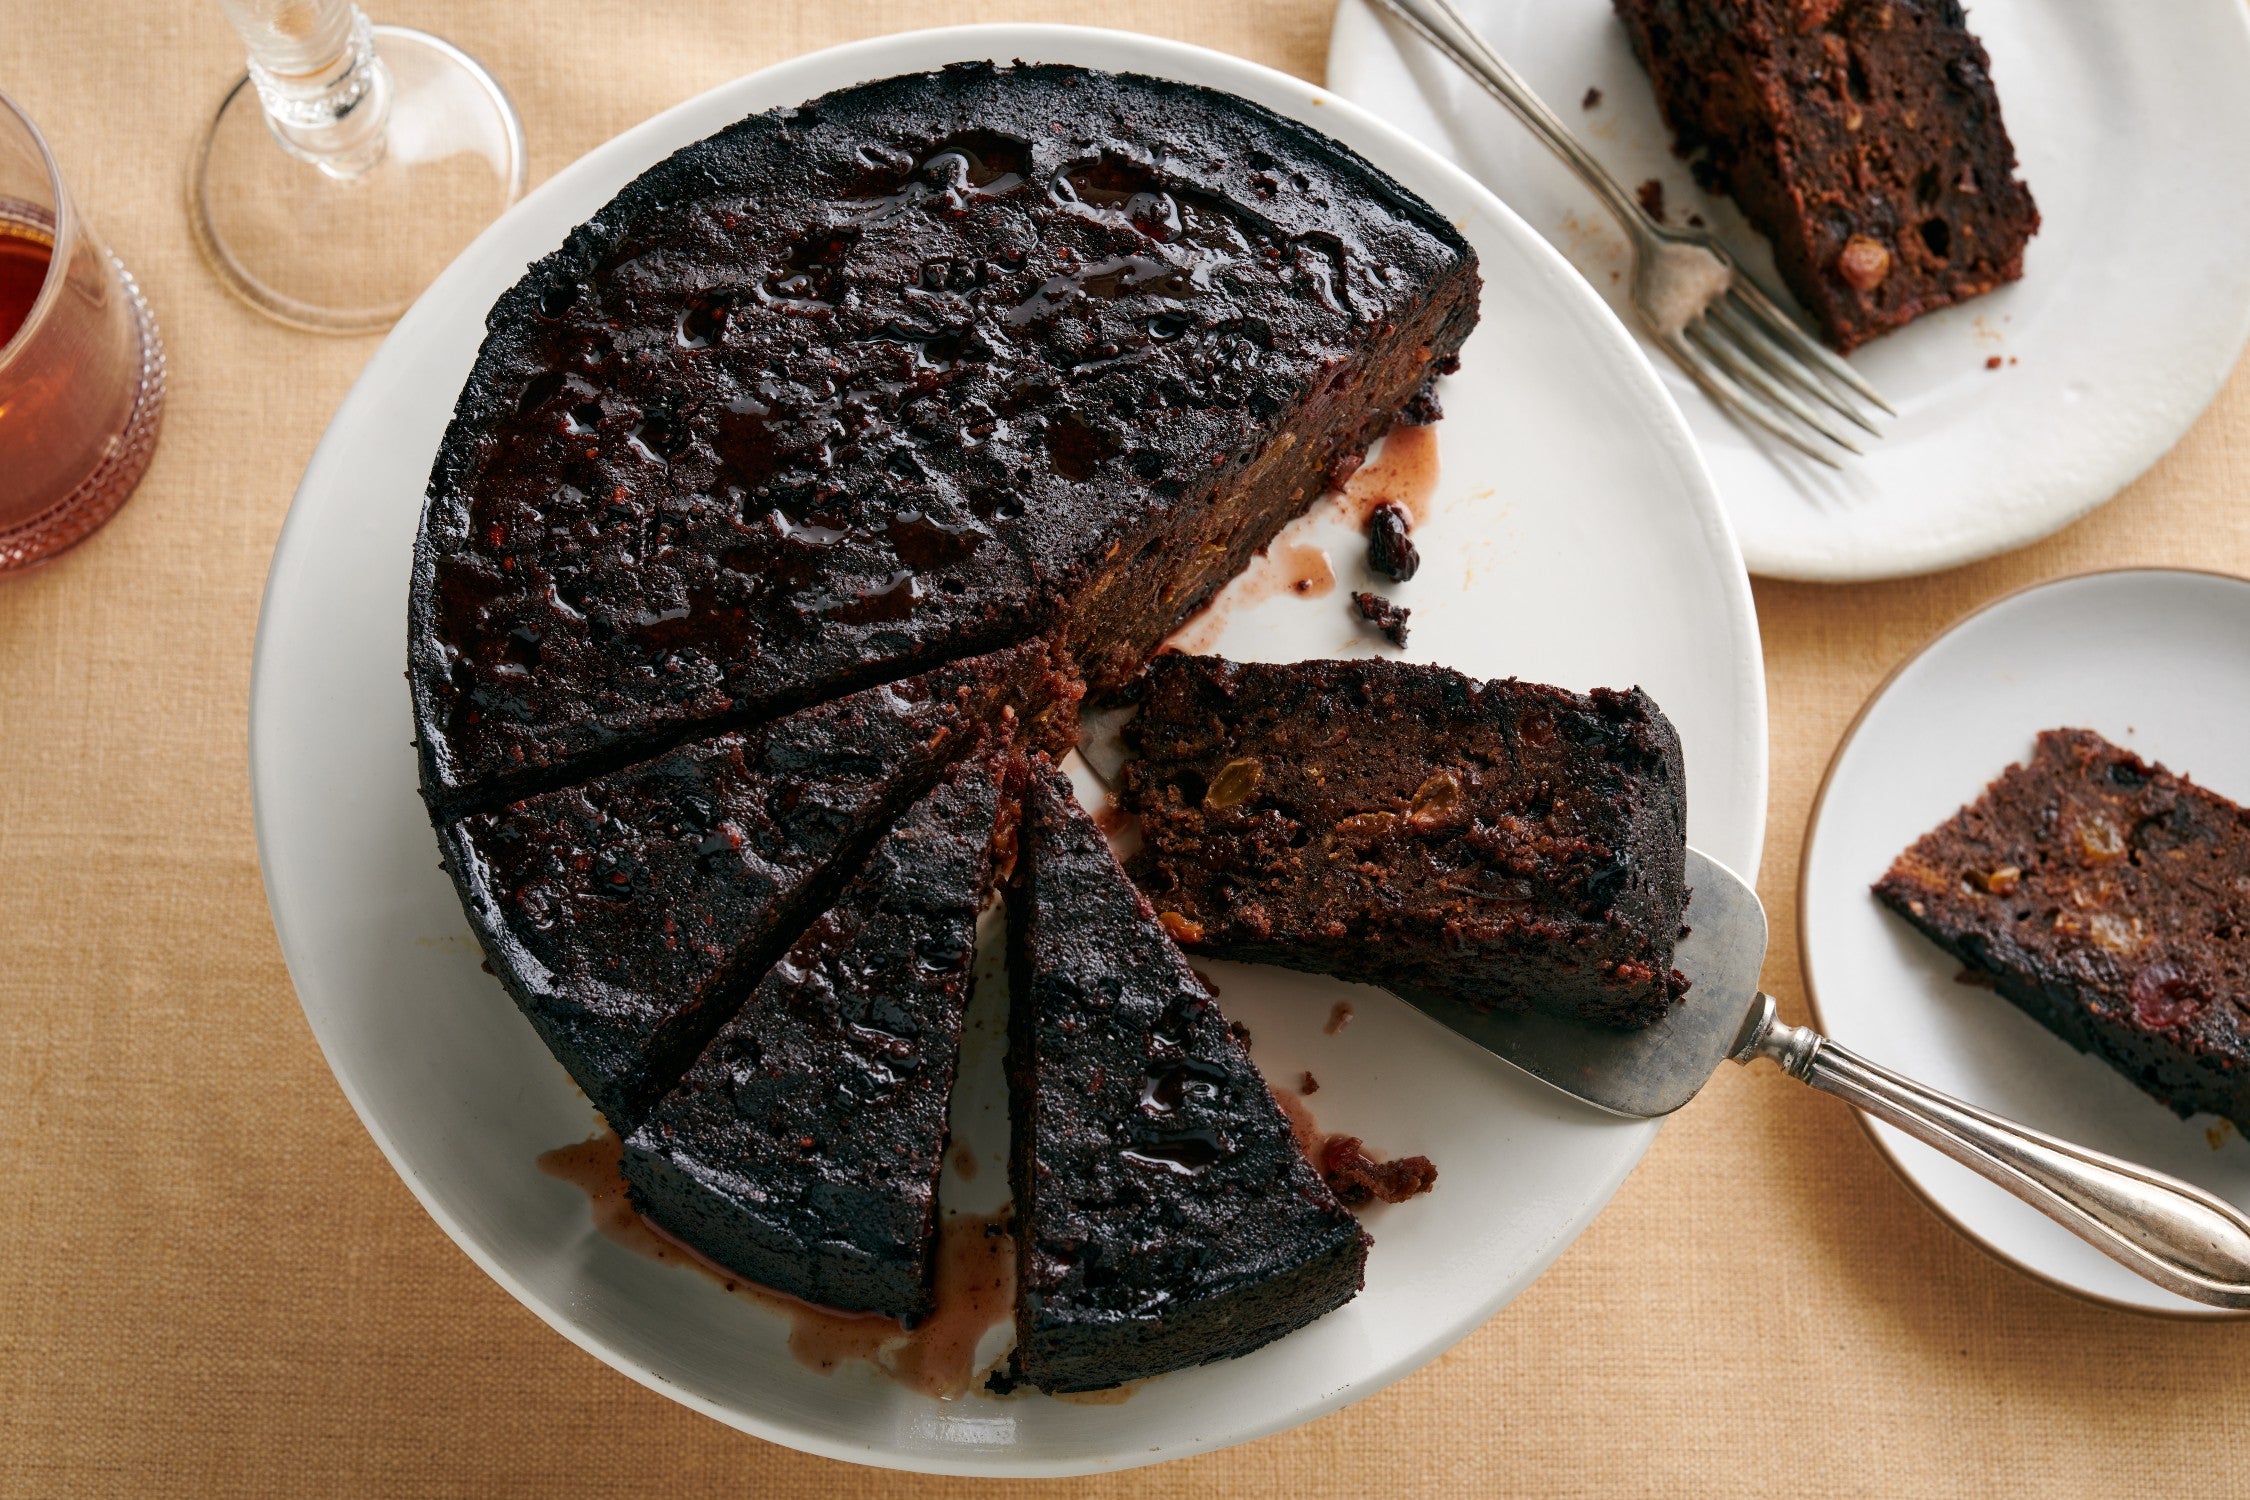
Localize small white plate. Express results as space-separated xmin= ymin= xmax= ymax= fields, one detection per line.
xmin=1327 ymin=0 xmax=2250 ymax=581
xmin=1799 ymin=569 xmax=2250 ymax=1317
xmin=251 ymin=23 xmax=1768 ymax=1475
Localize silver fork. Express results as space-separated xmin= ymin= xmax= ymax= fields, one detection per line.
xmin=1370 ymin=0 xmax=1894 ymax=466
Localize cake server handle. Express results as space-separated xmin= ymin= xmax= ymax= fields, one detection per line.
xmin=1734 ymin=994 xmax=2250 ymax=1309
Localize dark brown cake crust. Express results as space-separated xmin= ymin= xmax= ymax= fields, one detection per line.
xmin=621 ymin=752 xmax=1018 ymax=1321
xmin=1613 ymin=0 xmax=2038 ymax=351
xmin=1123 ymin=655 xmax=1689 ymax=1028
xmin=439 ymin=642 xmax=1058 ymax=1129
xmin=410 ymin=62 xmax=1480 ymax=815
xmin=1001 ymin=766 xmax=1368 ymax=1394
xmin=1874 ymin=729 xmax=2250 ymax=1129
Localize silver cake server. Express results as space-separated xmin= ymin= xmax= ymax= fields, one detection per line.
xmin=1395 ymin=847 xmax=2250 ymax=1310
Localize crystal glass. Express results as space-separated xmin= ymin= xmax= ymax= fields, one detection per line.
xmin=188 ymin=1 xmax=526 ymax=333
xmin=0 ymin=88 xmax=166 ymax=575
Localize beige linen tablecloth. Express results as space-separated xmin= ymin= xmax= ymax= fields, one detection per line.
xmin=4 ymin=2 xmax=2248 ymax=1493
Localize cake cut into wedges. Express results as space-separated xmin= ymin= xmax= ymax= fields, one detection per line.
xmin=621 ymin=751 xmax=1018 ymax=1320
xmin=440 ymin=642 xmax=1060 ymax=1128
xmin=1874 ymin=729 xmax=2250 ymax=1130
xmin=409 ymin=61 xmax=1480 ymax=814
xmin=1124 ymin=655 xmax=1689 ymax=1028
xmin=1613 ymin=0 xmax=2038 ymax=351
xmin=1001 ymin=765 xmax=1368 ymax=1394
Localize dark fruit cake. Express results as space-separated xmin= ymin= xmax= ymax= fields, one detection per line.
xmin=621 ymin=751 xmax=1018 ymax=1320
xmin=1001 ymin=766 xmax=1369 ymax=1393
xmin=439 ymin=643 xmax=1052 ymax=1128
xmin=410 ymin=62 xmax=1479 ymax=815
xmin=1123 ymin=655 xmax=1689 ymax=1028
xmin=1613 ymin=0 xmax=2038 ymax=351
xmin=1874 ymin=729 xmax=2250 ymax=1130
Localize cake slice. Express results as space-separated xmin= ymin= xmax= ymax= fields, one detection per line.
xmin=1874 ymin=729 xmax=2250 ymax=1129
xmin=1001 ymin=765 xmax=1368 ymax=1394
xmin=1123 ymin=655 xmax=1688 ymax=1028
xmin=620 ymin=751 xmax=1018 ymax=1320
xmin=1613 ymin=0 xmax=2039 ymax=351
xmin=441 ymin=641 xmax=1063 ymax=1127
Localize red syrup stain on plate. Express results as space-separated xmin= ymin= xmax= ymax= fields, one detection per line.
xmin=1341 ymin=422 xmax=1440 ymax=527
xmin=1164 ymin=540 xmax=1336 ymax=655
xmin=539 ymin=1130 xmax=1014 ymax=1397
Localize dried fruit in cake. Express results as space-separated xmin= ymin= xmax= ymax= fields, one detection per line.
xmin=409 ymin=62 xmax=1480 ymax=814
xmin=1612 ymin=0 xmax=2038 ymax=351
xmin=1124 ymin=655 xmax=1689 ymax=1028
xmin=621 ymin=751 xmax=1019 ymax=1320
xmin=999 ymin=765 xmax=1368 ymax=1393
xmin=1874 ymin=729 xmax=2250 ymax=1129
xmin=440 ymin=642 xmax=1060 ymax=1128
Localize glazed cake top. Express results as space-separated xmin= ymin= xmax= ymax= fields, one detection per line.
xmin=410 ymin=61 xmax=1475 ymax=812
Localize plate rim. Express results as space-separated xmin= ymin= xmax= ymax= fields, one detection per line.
xmin=1323 ymin=0 xmax=2250 ymax=583
xmin=1794 ymin=564 xmax=2250 ymax=1322
xmin=249 ymin=20 xmax=1770 ymax=1473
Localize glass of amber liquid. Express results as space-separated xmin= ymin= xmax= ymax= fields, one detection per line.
xmin=0 ymin=88 xmax=167 ymax=575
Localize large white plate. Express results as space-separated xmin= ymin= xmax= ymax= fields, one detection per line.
xmin=1800 ymin=570 xmax=2250 ymax=1317
xmin=1328 ymin=0 xmax=2250 ymax=582
xmin=250 ymin=24 xmax=1766 ymax=1475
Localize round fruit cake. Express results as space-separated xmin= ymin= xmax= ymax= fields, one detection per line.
xmin=410 ymin=61 xmax=1479 ymax=1390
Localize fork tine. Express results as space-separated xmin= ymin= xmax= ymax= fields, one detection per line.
xmin=1656 ymin=330 xmax=1845 ymax=469
xmin=1725 ymin=276 xmax=1897 ymax=416
xmin=1707 ymin=298 xmax=1882 ymax=437
xmin=1687 ymin=319 xmax=1866 ymax=454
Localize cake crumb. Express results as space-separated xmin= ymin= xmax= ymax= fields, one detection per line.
xmin=1319 ymin=1136 xmax=1438 ymax=1207
xmin=1687 ymin=212 xmax=1705 ymax=227
xmin=1299 ymin=1071 xmax=1320 ymax=1095
xmin=1325 ymin=1001 xmax=1354 ymax=1035
xmin=1351 ymin=591 xmax=1410 ymax=648
xmin=1985 ymin=355 xmax=2003 ymax=370
xmin=1582 ymin=86 xmax=1602 ymax=109
xmin=1636 ymin=178 xmax=1667 ymax=224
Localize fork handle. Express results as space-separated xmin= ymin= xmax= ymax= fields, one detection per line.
xmin=1738 ymin=995 xmax=2250 ymax=1308
xmin=1368 ymin=0 xmax=1654 ymax=238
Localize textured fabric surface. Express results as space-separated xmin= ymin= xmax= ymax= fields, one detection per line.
xmin=3 ymin=2 xmax=2249 ymax=1494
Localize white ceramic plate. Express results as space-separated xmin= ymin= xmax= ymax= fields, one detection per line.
xmin=1327 ymin=0 xmax=2250 ymax=581
xmin=1799 ymin=569 xmax=2250 ymax=1317
xmin=251 ymin=24 xmax=1767 ymax=1474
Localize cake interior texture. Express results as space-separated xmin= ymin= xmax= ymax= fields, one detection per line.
xmin=621 ymin=751 xmax=1018 ymax=1321
xmin=1124 ymin=655 xmax=1690 ymax=1029
xmin=1875 ymin=728 xmax=2250 ymax=1130
xmin=1002 ymin=765 xmax=1369 ymax=1394
xmin=1612 ymin=0 xmax=2038 ymax=351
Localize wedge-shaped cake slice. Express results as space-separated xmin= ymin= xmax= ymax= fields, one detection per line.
xmin=442 ymin=642 xmax=1056 ymax=1127
xmin=1875 ymin=728 xmax=2250 ymax=1130
xmin=1123 ymin=656 xmax=1689 ymax=1029
xmin=1002 ymin=765 xmax=1367 ymax=1394
xmin=620 ymin=751 xmax=1017 ymax=1319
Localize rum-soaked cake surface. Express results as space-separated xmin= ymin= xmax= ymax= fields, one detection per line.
xmin=410 ymin=61 xmax=1479 ymax=814
xmin=439 ymin=644 xmax=1042 ymax=1128
xmin=1124 ymin=656 xmax=1689 ymax=1028
xmin=1613 ymin=0 xmax=2038 ymax=351
xmin=1875 ymin=729 xmax=2250 ymax=1129
xmin=622 ymin=752 xmax=1017 ymax=1320
xmin=1002 ymin=767 xmax=1368 ymax=1393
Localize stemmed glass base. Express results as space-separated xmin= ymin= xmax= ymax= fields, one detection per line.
xmin=188 ymin=26 xmax=525 ymax=334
